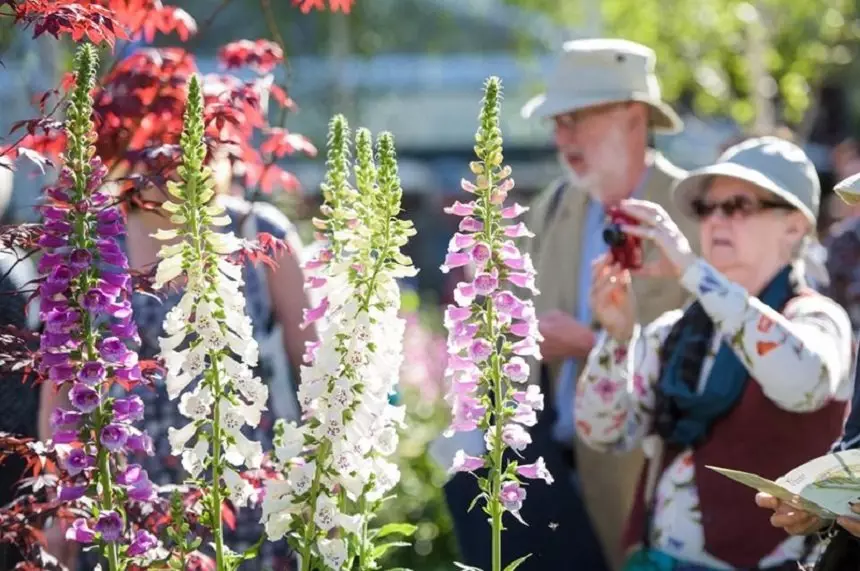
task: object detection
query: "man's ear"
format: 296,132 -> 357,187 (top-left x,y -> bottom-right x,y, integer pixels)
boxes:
627,102 -> 649,132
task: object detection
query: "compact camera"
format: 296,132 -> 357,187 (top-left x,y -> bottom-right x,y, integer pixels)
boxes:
602,207 -> 643,270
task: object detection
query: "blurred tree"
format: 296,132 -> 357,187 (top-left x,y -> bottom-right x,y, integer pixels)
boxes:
504,0 -> 860,129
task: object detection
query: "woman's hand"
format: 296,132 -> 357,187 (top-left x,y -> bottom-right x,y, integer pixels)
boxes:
617,199 -> 697,278
590,254 -> 635,342
838,503 -> 860,537
755,492 -> 826,535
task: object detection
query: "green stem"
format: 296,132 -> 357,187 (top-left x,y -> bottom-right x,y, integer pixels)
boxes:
96,440 -> 120,571
479,162 -> 504,571
356,494 -> 369,570
300,440 -> 330,571
78,207 -> 120,571
210,353 -> 226,571
489,302 -> 504,571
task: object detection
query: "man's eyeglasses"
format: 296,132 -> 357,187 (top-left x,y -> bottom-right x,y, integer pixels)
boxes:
690,195 -> 794,220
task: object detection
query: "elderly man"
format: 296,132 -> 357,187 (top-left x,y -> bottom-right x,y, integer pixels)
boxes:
444,39 -> 699,571
527,39 -> 702,569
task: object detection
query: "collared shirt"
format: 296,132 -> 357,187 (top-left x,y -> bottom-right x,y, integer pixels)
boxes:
551,164 -> 652,444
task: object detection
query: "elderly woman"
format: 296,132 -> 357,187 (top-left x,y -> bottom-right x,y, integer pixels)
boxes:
575,136 -> 854,570
756,171 -> 860,571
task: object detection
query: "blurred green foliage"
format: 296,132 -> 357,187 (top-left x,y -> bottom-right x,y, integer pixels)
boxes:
505,0 -> 860,126
379,295 -> 461,570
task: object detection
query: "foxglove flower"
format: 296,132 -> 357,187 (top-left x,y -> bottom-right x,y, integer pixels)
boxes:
262,116 -> 417,571
152,75 -> 266,569
440,77 -> 548,569
39,44 -> 154,569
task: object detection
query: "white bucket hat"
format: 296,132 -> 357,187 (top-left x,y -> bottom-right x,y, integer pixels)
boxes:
520,38 -> 683,133
672,136 -> 820,226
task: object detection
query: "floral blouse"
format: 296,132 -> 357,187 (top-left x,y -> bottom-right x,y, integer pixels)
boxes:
575,258 -> 854,569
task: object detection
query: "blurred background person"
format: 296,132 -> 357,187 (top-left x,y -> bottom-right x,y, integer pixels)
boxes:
578,137 -> 853,570
0,161 -> 40,569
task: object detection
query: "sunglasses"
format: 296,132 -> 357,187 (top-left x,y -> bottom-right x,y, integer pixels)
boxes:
690,195 -> 794,220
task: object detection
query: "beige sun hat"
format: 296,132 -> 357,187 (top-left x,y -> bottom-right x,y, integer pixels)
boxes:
520,38 -> 683,133
834,172 -> 860,205
672,136 -> 820,226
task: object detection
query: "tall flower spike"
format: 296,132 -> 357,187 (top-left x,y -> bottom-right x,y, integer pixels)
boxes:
262,123 -> 417,571
153,74 -> 266,570
441,76 -> 547,571
40,43 -> 155,570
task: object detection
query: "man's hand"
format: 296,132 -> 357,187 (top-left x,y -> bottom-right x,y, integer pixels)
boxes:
537,310 -> 595,361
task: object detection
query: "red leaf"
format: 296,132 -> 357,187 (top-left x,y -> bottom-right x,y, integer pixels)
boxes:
292,0 -> 353,12
221,501 -> 236,530
12,1 -> 127,48
157,6 -> 197,41
268,84 -> 296,110
259,164 -> 300,194
260,128 -> 317,158
218,39 -> 283,75
59,71 -> 75,93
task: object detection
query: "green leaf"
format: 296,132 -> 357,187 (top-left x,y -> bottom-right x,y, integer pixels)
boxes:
467,492 -> 486,513
371,540 -> 411,559
240,534 -> 266,560
503,554 -> 532,571
372,522 -> 418,539
454,563 -> 484,571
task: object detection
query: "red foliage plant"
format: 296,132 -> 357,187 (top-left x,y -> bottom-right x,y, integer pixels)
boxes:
0,0 -> 350,566
2,0 -> 326,200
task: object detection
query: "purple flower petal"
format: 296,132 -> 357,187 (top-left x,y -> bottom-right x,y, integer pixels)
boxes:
66,518 -> 95,544
94,510 -> 123,542
127,529 -> 157,556
69,383 -> 100,413
100,424 -> 129,452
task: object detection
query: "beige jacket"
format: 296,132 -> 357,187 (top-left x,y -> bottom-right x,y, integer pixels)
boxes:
523,153 -> 699,570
